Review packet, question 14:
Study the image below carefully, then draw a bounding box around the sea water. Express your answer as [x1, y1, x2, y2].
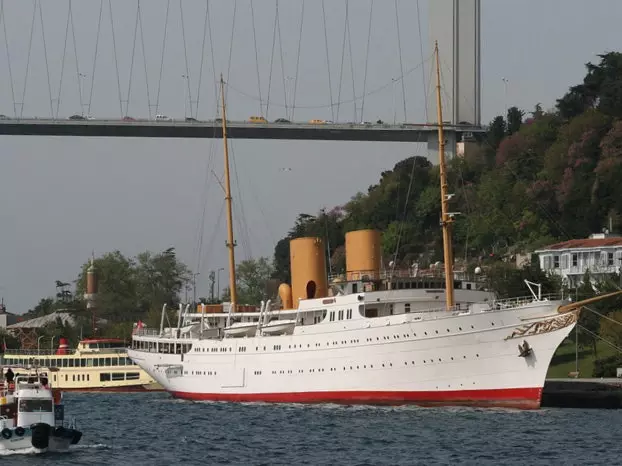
[3, 392, 620, 465]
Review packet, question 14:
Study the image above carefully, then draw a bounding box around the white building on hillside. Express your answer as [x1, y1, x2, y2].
[535, 233, 622, 288]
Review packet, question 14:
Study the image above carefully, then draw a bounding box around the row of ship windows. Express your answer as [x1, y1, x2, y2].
[191, 323, 492, 354]
[184, 354, 483, 379]
[2, 357, 137, 368]
[50, 372, 141, 383]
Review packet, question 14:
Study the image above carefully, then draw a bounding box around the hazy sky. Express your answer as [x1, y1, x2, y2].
[0, 0, 621, 313]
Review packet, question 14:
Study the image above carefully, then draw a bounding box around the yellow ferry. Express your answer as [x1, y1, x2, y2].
[2, 337, 161, 392]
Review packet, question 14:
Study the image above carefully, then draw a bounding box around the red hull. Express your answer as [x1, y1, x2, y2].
[62, 385, 164, 393]
[170, 387, 542, 410]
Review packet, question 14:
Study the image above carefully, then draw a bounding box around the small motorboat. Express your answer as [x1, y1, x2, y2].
[223, 322, 257, 338]
[261, 319, 296, 336]
[0, 366, 82, 453]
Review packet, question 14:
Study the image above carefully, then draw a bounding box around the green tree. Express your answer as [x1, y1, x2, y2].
[223, 257, 274, 305]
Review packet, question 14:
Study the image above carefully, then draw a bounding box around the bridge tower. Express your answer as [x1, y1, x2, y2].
[427, 0, 481, 162]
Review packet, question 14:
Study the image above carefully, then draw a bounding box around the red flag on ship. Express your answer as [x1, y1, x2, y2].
[132, 320, 144, 335]
[1, 338, 6, 352]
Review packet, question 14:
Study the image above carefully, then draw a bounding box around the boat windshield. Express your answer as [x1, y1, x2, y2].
[18, 399, 53, 413]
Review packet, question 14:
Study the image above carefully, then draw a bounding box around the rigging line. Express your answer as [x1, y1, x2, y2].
[266, 0, 278, 121]
[0, 0, 16, 118]
[37, 0, 53, 118]
[126, 0, 140, 118]
[226, 0, 237, 81]
[19, 0, 37, 119]
[107, 0, 123, 117]
[394, 0, 407, 122]
[195, 1, 210, 119]
[56, 1, 71, 119]
[195, 139, 218, 273]
[249, 0, 263, 116]
[415, 0, 427, 121]
[200, 200, 226, 275]
[391, 144, 421, 271]
[155, 0, 170, 116]
[335, 0, 347, 122]
[584, 305, 622, 328]
[87, 0, 103, 117]
[230, 143, 253, 260]
[69, 0, 82, 116]
[321, 0, 335, 121]
[346, 0, 356, 122]
[577, 324, 622, 355]
[276, 1, 287, 121]
[226, 55, 431, 110]
[360, 0, 374, 122]
[291, 0, 305, 121]
[179, 0, 193, 118]
[138, 1, 151, 119]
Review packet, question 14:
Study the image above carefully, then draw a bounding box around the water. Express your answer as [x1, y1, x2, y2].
[3, 392, 621, 465]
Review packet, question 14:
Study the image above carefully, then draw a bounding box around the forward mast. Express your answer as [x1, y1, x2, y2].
[220, 75, 237, 312]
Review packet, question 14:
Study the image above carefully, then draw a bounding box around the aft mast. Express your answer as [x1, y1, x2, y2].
[434, 41, 455, 310]
[220, 75, 237, 312]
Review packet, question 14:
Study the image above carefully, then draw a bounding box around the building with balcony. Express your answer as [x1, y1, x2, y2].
[535, 233, 622, 288]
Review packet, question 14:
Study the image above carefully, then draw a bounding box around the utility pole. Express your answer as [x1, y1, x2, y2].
[208, 270, 216, 303]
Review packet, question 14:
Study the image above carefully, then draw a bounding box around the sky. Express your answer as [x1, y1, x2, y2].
[0, 0, 621, 313]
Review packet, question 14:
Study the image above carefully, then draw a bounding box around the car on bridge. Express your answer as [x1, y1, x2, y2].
[68, 114, 86, 120]
[249, 116, 267, 123]
[185, 117, 198, 122]
[0, 114, 9, 120]
[274, 118, 290, 123]
[155, 114, 172, 121]
[309, 119, 326, 124]
[122, 116, 136, 122]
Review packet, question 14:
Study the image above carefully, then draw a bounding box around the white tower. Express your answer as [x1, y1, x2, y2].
[427, 0, 481, 162]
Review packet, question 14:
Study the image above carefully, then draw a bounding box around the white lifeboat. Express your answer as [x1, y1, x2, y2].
[223, 322, 257, 338]
[261, 319, 296, 336]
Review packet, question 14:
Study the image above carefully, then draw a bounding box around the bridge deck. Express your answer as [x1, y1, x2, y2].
[0, 119, 484, 142]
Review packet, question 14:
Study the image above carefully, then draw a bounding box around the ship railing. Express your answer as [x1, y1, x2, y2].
[490, 294, 560, 310]
[3, 347, 128, 356]
[133, 328, 160, 337]
[328, 269, 488, 283]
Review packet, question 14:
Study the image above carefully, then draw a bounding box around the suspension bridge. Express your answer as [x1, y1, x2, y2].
[0, 0, 482, 155]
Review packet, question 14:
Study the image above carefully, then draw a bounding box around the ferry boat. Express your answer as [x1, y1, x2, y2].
[0, 366, 82, 453]
[3, 338, 160, 392]
[128, 52, 621, 409]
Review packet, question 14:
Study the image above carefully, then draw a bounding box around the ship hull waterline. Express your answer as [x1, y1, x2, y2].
[169, 387, 542, 409]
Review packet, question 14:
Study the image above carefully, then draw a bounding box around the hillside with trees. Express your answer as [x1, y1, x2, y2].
[273, 52, 622, 288]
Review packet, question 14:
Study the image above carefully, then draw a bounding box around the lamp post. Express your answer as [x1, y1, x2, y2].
[217, 267, 225, 301]
[192, 272, 200, 305]
[50, 336, 56, 353]
[502, 77, 509, 119]
[182, 74, 190, 118]
[392, 78, 397, 124]
[79, 73, 87, 116]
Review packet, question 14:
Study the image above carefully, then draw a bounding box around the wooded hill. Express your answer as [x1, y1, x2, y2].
[273, 52, 622, 293]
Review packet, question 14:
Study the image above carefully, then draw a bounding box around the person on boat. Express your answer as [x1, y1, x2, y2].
[40, 376, 49, 388]
[4, 367, 14, 383]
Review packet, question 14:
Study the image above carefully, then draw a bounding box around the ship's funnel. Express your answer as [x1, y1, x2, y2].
[289, 237, 328, 305]
[56, 337, 69, 355]
[345, 229, 381, 280]
[278, 283, 293, 309]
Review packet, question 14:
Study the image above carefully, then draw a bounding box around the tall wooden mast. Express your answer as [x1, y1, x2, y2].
[220, 75, 237, 310]
[434, 41, 455, 310]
